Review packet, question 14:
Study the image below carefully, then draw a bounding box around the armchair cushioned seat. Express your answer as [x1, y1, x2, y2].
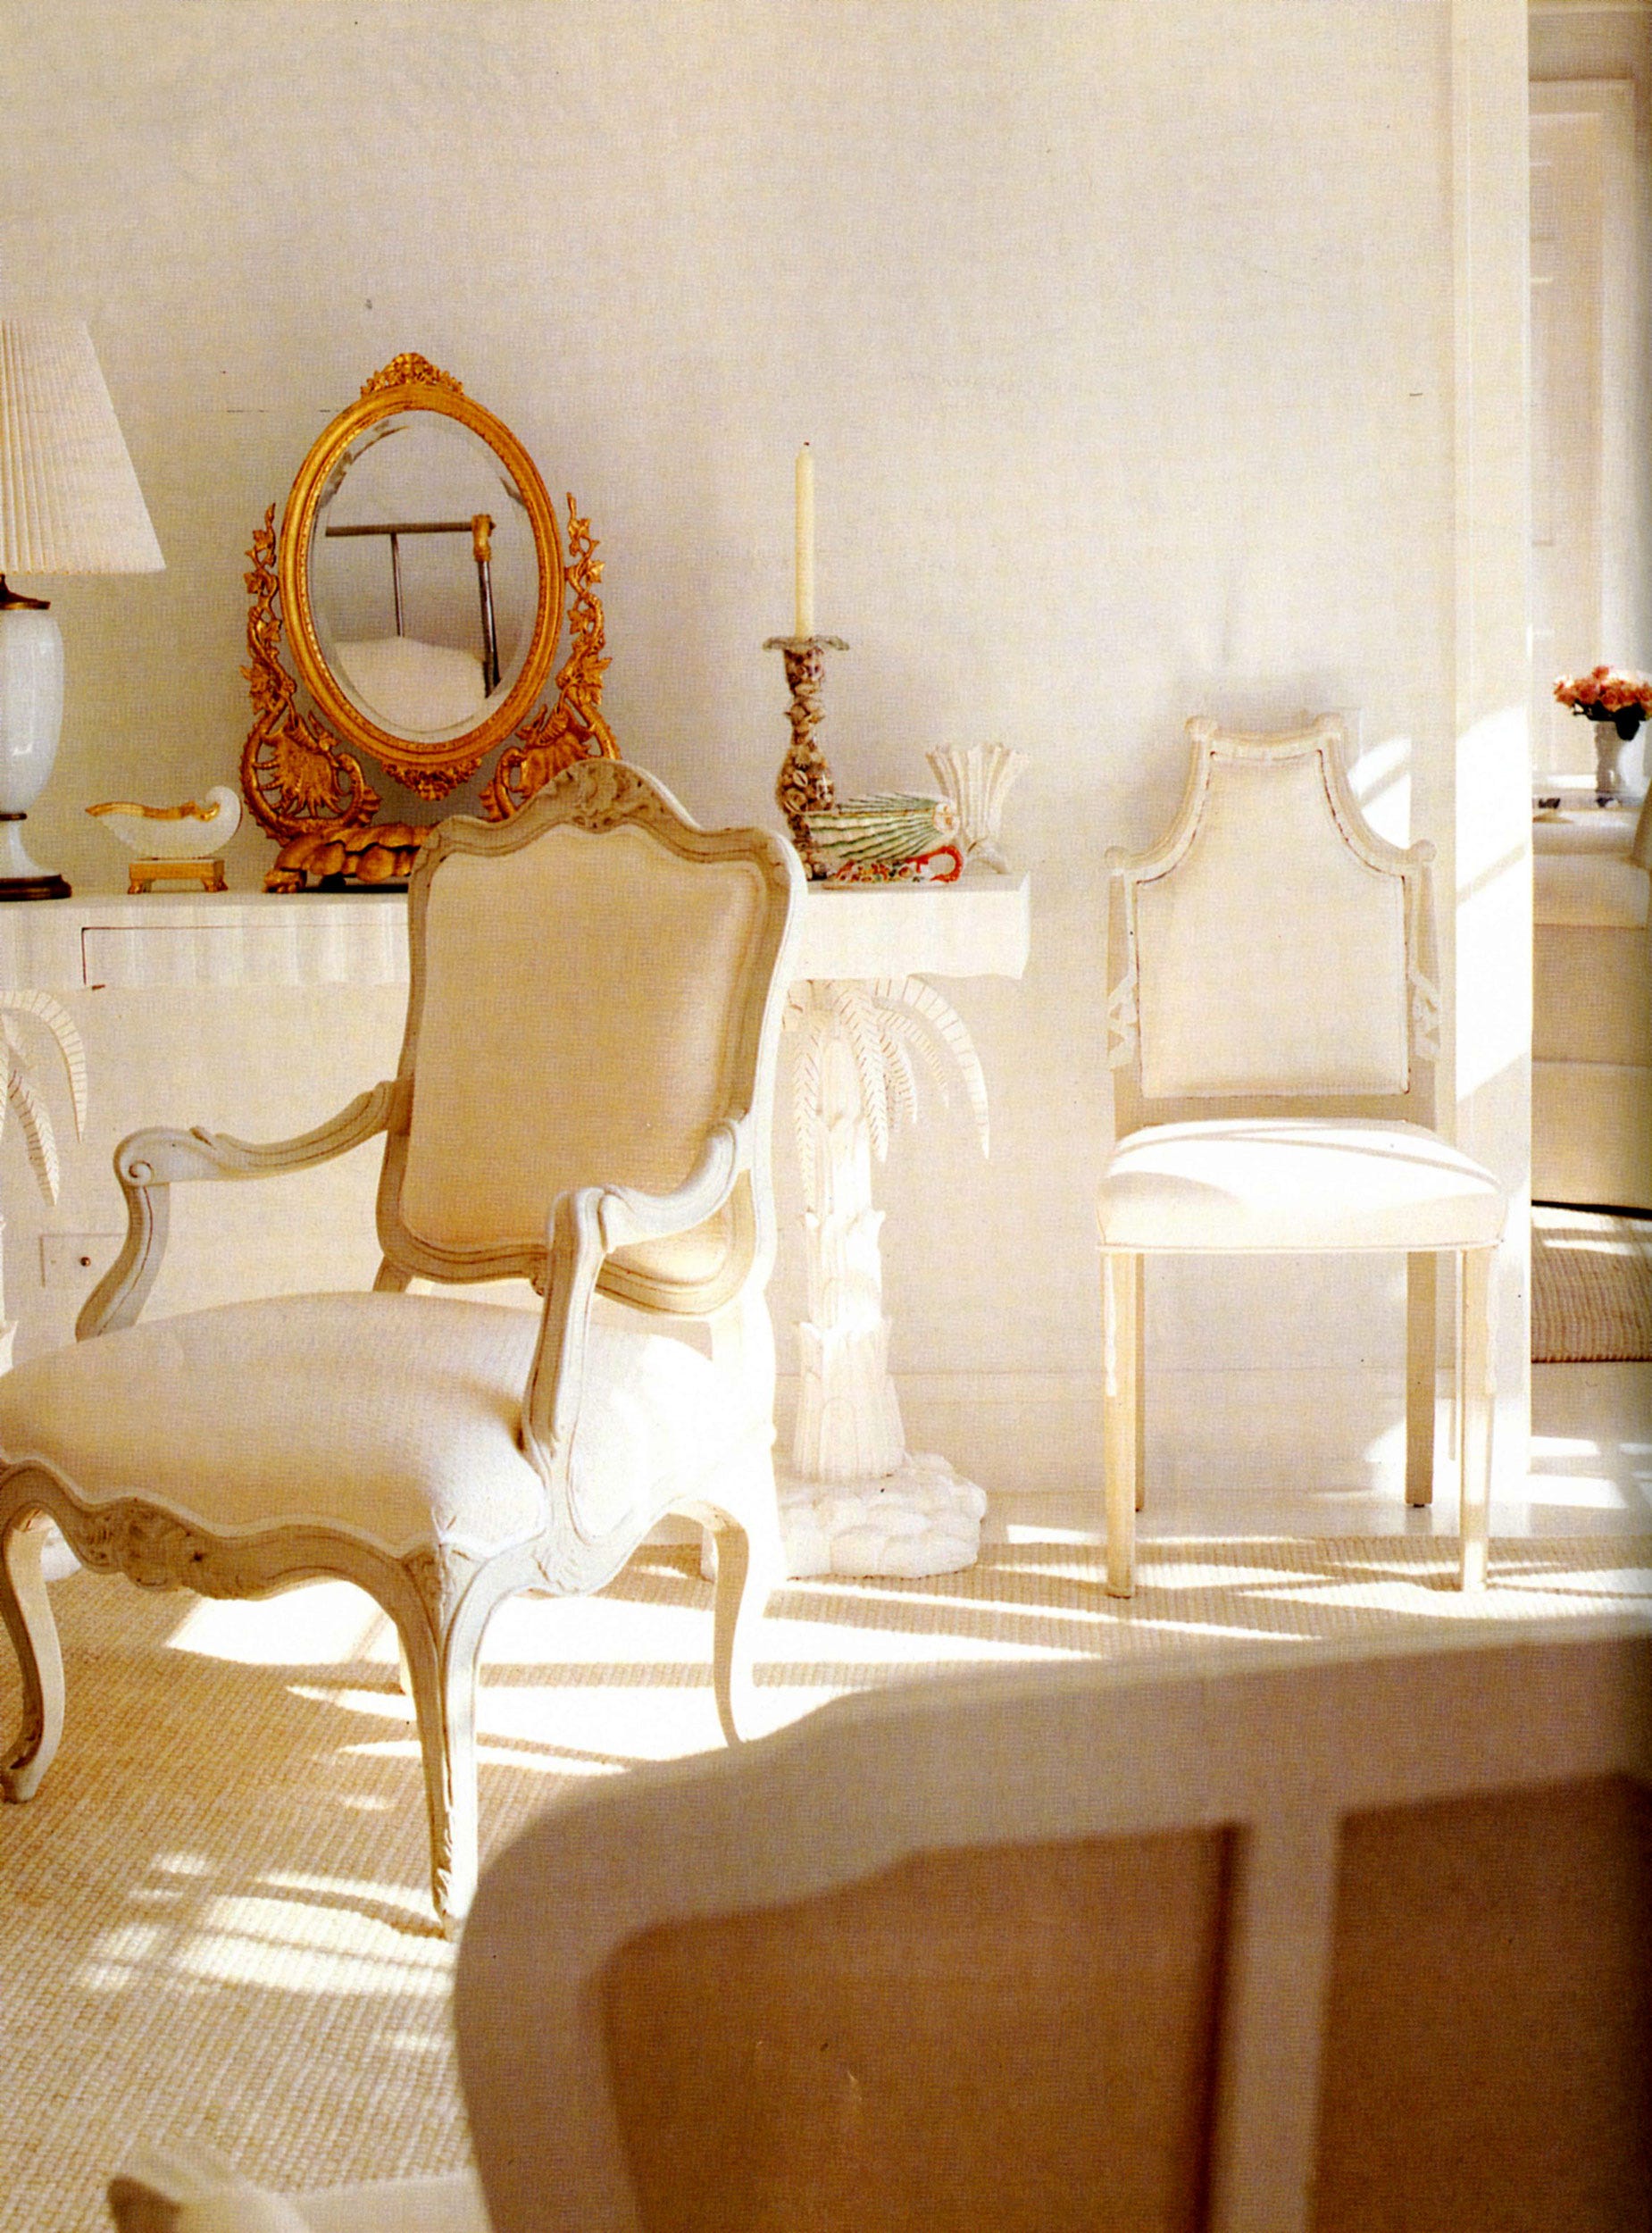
[0, 1292, 750, 1561]
[1097, 1118, 1507, 1255]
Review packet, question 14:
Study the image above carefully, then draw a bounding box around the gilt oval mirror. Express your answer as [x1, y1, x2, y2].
[243, 355, 616, 891]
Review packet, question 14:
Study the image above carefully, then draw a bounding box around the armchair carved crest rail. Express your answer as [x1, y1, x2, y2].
[0, 760, 802, 1928]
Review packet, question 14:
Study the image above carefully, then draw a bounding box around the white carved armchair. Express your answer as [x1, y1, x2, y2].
[1097, 716, 1506, 1595]
[0, 761, 802, 1928]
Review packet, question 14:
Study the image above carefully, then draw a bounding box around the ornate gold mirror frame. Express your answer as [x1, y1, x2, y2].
[242, 355, 617, 890]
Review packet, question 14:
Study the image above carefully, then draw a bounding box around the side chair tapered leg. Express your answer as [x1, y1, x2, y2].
[1134, 1253, 1146, 1511]
[1102, 1250, 1141, 1598]
[1457, 1246, 1496, 1592]
[1405, 1251, 1438, 1508]
[0, 1494, 66, 1802]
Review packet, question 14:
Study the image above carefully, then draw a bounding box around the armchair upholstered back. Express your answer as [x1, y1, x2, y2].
[378, 764, 800, 1315]
[1107, 715, 1439, 1138]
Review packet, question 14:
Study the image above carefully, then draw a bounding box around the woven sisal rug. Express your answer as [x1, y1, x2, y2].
[1531, 1207, 1652, 1362]
[3, 1536, 1649, 2231]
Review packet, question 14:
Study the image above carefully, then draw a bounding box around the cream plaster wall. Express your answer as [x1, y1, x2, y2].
[0, 2, 1531, 1500]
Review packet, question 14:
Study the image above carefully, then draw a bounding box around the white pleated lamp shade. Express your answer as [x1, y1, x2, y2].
[0, 320, 163, 576]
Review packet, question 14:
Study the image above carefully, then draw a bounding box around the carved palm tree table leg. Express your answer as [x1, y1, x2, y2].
[776, 971, 997, 1579]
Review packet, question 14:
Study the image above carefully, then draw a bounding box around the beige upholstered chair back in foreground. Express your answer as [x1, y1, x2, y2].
[1108, 715, 1439, 1139]
[456, 1625, 1651, 2233]
[380, 771, 795, 1317]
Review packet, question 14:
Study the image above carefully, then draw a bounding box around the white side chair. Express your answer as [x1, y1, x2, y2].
[0, 759, 802, 1928]
[1098, 715, 1506, 1595]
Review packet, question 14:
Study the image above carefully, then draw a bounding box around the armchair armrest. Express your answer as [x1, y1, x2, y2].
[79, 1079, 409, 1341]
[521, 1116, 747, 1483]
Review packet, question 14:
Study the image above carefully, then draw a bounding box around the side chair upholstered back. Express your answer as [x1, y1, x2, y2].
[1097, 717, 1504, 1597]
[1108, 715, 1438, 1135]
[0, 760, 804, 1928]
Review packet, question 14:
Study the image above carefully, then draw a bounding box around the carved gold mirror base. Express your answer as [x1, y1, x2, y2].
[242, 357, 618, 892]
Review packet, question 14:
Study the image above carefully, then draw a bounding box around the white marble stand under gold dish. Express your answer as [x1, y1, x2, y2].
[0, 874, 1030, 1579]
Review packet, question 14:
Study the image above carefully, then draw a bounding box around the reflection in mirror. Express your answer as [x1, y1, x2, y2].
[245, 354, 617, 893]
[310, 413, 539, 743]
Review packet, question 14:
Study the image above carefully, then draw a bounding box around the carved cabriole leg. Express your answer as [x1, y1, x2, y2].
[1405, 1251, 1437, 1508]
[0, 1475, 66, 1801]
[1102, 1250, 1140, 1600]
[1457, 1246, 1497, 1593]
[392, 1549, 498, 1935]
[704, 1513, 756, 1744]
[679, 1426, 785, 1746]
[0, 1457, 511, 1928]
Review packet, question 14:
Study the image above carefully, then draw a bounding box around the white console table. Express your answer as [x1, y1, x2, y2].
[0, 877, 1030, 1577]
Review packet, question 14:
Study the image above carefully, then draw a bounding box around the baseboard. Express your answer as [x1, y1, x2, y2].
[647, 1366, 1439, 1544]
[776, 1367, 1414, 1501]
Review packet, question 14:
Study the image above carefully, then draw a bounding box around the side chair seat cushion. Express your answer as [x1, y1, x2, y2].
[1097, 1117, 1506, 1254]
[0, 1292, 755, 1561]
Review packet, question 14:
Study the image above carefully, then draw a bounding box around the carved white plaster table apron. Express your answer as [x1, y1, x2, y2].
[785, 874, 1030, 1576]
[0, 877, 1030, 1577]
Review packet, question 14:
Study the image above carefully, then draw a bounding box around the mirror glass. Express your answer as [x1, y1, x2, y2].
[308, 412, 540, 746]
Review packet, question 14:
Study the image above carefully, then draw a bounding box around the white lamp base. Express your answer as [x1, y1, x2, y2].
[0, 815, 69, 899]
[0, 598, 71, 899]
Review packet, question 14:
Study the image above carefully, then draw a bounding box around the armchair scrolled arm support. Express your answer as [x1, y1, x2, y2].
[79, 1079, 407, 1341]
[522, 1118, 747, 1493]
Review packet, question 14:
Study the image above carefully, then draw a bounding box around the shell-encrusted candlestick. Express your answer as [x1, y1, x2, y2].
[764, 633, 847, 876]
[926, 742, 1028, 873]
